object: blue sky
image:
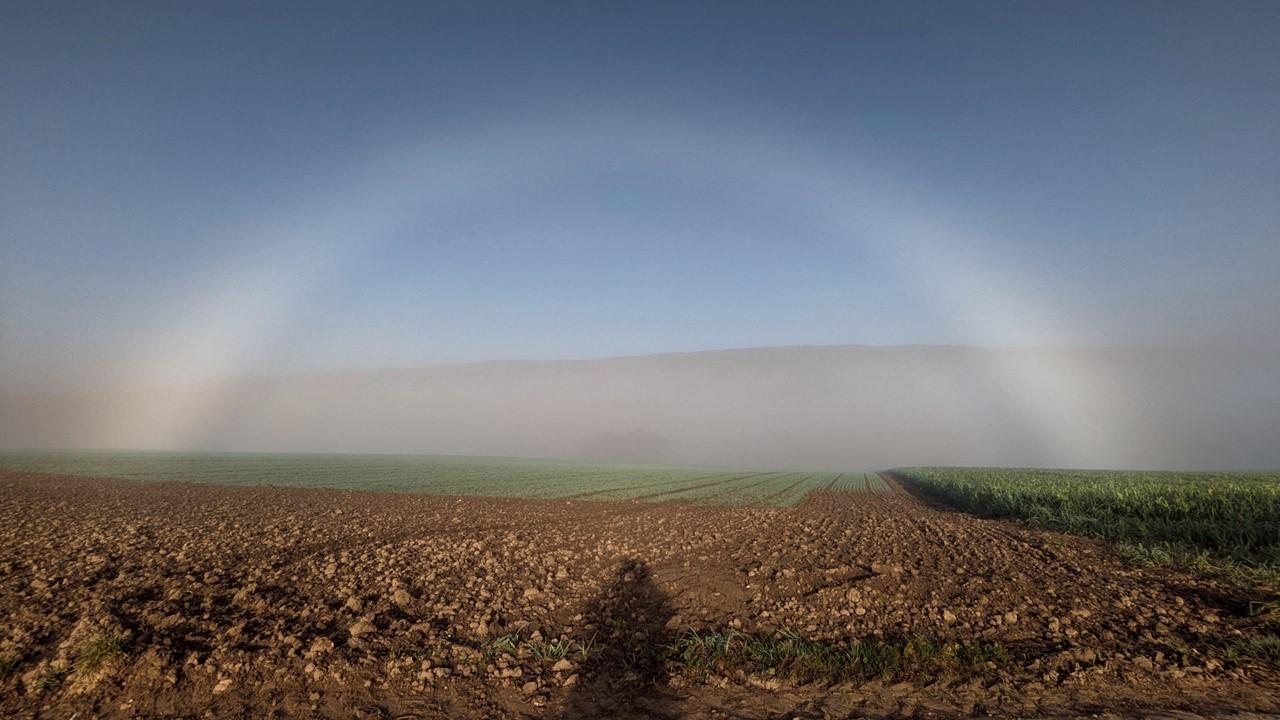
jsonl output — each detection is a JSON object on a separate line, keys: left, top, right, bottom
{"left": 3, "top": 1, "right": 1278, "bottom": 388}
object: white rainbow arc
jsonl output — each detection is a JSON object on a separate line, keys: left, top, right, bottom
{"left": 104, "top": 110, "right": 1119, "bottom": 466}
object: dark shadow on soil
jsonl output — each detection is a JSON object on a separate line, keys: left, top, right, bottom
{"left": 558, "top": 559, "right": 678, "bottom": 719}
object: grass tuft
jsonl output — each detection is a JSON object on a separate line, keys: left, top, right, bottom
{"left": 527, "top": 637, "right": 573, "bottom": 661}
{"left": 1226, "top": 633, "right": 1280, "bottom": 667}
{"left": 484, "top": 632, "right": 599, "bottom": 663}
{"left": 483, "top": 633, "right": 521, "bottom": 658}
{"left": 33, "top": 665, "right": 71, "bottom": 691}
{"left": 1249, "top": 600, "right": 1280, "bottom": 626}
{"left": 74, "top": 633, "right": 125, "bottom": 675}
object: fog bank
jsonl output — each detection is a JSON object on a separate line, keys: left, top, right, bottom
{"left": 3, "top": 345, "right": 1277, "bottom": 471}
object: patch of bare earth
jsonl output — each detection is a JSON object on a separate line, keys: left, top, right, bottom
{"left": 0, "top": 471, "right": 1276, "bottom": 718}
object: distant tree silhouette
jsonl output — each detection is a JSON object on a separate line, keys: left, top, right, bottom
{"left": 575, "top": 430, "right": 672, "bottom": 465}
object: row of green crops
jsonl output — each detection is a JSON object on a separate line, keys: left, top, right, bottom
{"left": 894, "top": 467, "right": 1280, "bottom": 570}
{"left": 0, "top": 451, "right": 873, "bottom": 507}
{"left": 834, "top": 472, "right": 891, "bottom": 493}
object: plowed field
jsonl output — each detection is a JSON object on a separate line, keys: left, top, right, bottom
{"left": 1, "top": 471, "right": 1277, "bottom": 719}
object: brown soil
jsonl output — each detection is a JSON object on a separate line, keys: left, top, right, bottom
{"left": 1, "top": 471, "right": 1276, "bottom": 719}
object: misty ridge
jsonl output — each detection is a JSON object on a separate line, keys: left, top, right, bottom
{"left": 3, "top": 344, "right": 1278, "bottom": 471}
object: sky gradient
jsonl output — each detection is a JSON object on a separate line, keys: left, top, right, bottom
{"left": 3, "top": 1, "right": 1279, "bottom": 392}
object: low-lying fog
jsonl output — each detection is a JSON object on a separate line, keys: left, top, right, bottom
{"left": 3, "top": 345, "right": 1277, "bottom": 471}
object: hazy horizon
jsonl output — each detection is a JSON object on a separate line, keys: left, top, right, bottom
{"left": 5, "top": 344, "right": 1278, "bottom": 471}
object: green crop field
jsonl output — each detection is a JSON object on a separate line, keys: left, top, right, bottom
{"left": 895, "top": 467, "right": 1280, "bottom": 581}
{"left": 0, "top": 451, "right": 878, "bottom": 507}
